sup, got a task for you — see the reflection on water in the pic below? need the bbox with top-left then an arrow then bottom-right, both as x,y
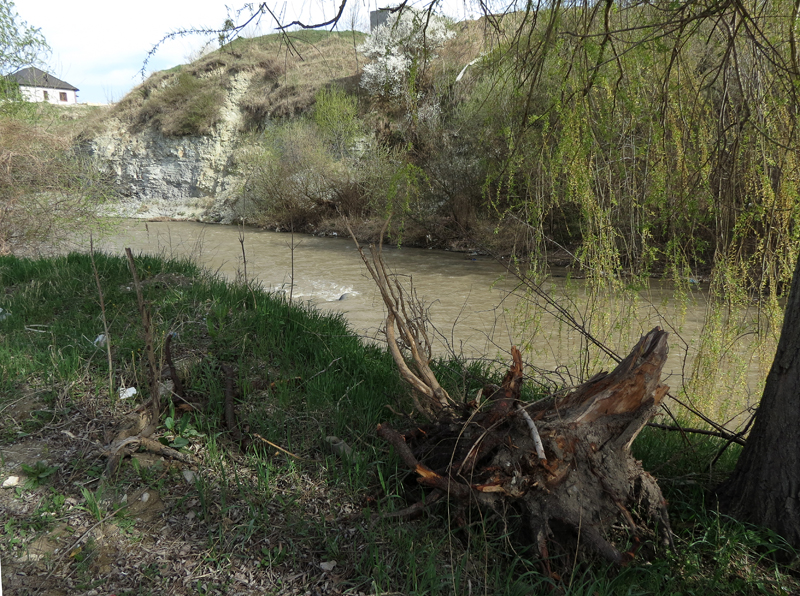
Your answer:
97,220 -> 771,419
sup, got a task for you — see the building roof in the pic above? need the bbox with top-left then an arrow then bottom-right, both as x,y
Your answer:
8,67 -> 78,91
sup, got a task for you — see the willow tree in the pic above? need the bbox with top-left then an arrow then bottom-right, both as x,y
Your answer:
214,0 -> 800,547
715,252 -> 800,546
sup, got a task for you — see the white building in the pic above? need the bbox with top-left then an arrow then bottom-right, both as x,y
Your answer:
8,67 -> 79,104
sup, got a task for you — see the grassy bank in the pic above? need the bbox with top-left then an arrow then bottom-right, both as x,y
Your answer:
0,253 -> 796,595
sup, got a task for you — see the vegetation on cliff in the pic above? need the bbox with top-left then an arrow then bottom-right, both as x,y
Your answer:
104,7 -> 800,299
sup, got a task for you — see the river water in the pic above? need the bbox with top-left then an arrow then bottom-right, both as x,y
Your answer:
98,220 -> 771,417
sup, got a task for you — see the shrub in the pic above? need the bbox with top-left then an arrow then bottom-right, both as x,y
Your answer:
313,85 -> 362,157
0,118 -> 110,254
358,8 -> 454,100
238,120 -> 343,230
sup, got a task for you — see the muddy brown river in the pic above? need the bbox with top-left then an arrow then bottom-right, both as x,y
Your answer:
98,220 -> 771,417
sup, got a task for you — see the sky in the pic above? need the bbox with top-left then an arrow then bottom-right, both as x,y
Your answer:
13,0 -> 478,105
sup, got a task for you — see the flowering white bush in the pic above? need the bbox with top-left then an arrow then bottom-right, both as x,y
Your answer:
358,9 -> 454,99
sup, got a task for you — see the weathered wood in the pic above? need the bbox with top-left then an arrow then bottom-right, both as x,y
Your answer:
346,220 -> 458,418
381,328 -> 674,565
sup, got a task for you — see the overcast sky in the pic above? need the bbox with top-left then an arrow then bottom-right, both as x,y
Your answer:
14,0 -> 476,105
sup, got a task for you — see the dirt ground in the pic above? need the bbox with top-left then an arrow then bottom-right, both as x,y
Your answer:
0,392 -> 370,596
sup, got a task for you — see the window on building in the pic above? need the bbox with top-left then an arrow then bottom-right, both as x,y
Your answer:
43,91 -> 49,100
59,92 -> 67,102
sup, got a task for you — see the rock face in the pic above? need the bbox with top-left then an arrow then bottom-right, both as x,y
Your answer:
89,72 -> 253,223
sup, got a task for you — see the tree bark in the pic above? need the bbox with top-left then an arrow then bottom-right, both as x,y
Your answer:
716,254 -> 800,547
381,328 -> 674,564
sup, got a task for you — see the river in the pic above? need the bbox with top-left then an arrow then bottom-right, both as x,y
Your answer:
98,220 -> 771,418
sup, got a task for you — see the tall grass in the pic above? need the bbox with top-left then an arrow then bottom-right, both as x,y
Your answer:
1,252 -> 797,594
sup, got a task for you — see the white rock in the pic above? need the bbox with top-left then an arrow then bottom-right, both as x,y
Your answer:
320,560 -> 337,572
2,476 -> 19,489
182,470 -> 196,484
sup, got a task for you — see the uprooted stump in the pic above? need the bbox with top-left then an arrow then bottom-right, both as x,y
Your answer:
378,328 -> 674,565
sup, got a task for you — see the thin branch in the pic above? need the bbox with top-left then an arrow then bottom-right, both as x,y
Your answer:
646,422 -> 746,446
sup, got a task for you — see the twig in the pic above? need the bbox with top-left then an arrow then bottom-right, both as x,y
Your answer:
125,248 -> 160,423
517,405 -> 547,462
253,433 -> 314,461
32,501 -> 132,596
304,357 -> 342,385
90,234 -> 114,406
238,223 -> 247,285
646,422 -> 746,446
164,332 -> 185,400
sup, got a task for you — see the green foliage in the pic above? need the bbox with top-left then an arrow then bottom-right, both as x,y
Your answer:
162,407 -> 204,449
313,85 -> 361,157
238,120 -> 341,229
20,460 -> 57,489
1,252 -> 798,594
0,0 -> 48,75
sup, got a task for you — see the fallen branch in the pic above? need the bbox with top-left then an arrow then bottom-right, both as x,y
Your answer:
102,434 -> 194,477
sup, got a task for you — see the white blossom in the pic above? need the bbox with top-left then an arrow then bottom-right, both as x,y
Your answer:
358,9 -> 454,99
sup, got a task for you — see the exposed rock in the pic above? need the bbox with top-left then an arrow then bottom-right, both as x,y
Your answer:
89,72 -> 254,224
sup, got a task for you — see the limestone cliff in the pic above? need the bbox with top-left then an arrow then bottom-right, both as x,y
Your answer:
89,71 -> 253,223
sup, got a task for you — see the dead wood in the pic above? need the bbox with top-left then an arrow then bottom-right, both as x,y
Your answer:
380,327 -> 674,565
164,332 -> 186,401
103,435 -> 194,477
125,248 -> 160,423
346,219 -> 457,418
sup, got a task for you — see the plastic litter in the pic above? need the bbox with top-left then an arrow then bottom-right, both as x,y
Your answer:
118,387 -> 137,400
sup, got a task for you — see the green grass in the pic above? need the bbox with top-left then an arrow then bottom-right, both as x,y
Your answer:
0,252 -> 797,595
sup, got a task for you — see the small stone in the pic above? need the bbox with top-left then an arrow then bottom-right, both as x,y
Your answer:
2,476 -> 19,488
182,470 -> 196,484
320,560 -> 337,572
324,436 -> 353,459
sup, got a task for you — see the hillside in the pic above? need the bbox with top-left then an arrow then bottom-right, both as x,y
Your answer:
87,9 -> 800,289
113,30 -> 369,135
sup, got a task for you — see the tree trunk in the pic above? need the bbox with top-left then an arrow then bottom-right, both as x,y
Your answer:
716,254 -> 800,547
380,328 -> 674,564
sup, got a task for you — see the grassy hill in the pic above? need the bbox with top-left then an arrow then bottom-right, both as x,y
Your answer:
112,30 -> 369,136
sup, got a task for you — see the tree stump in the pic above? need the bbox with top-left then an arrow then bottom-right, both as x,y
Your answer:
378,327 -> 673,564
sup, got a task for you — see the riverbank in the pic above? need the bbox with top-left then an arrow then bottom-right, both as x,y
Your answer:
0,253 -> 795,595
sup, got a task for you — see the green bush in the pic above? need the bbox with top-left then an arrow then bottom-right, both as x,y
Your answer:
313,85 -> 362,157
135,72 -> 224,136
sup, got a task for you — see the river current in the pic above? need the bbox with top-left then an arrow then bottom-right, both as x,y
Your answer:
98,220 -> 769,415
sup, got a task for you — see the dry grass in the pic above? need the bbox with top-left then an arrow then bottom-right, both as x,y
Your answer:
0,117 -> 110,255
112,30 -> 367,136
